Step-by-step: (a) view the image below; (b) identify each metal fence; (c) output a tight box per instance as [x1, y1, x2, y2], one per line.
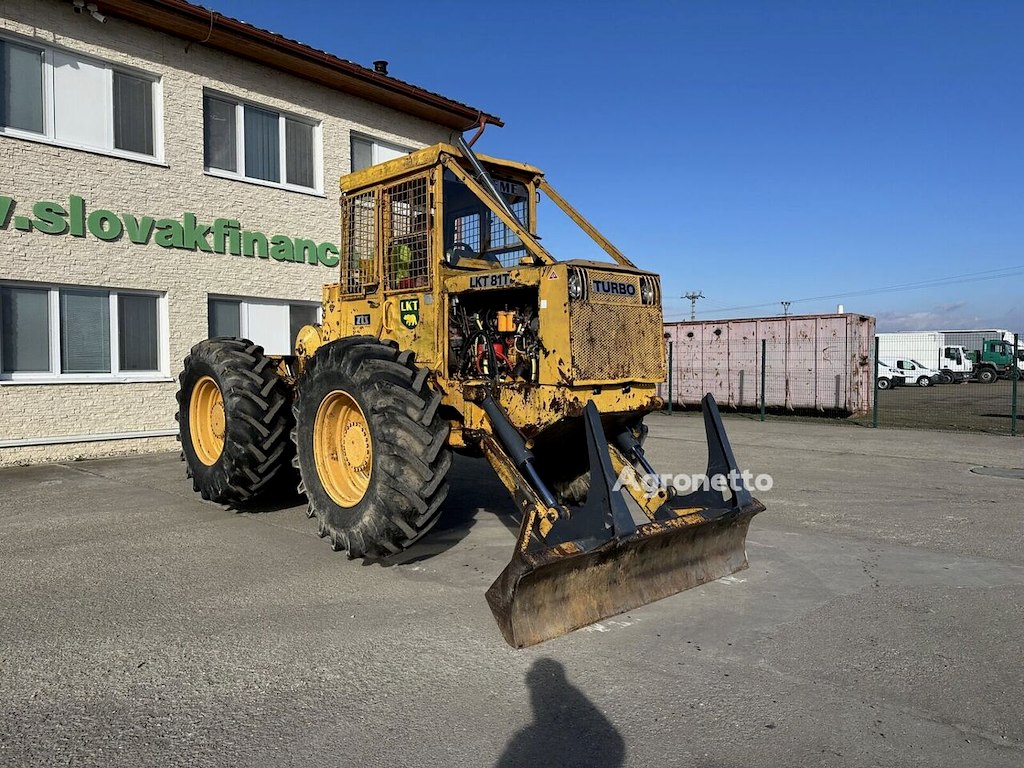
[870, 333, 1020, 436]
[660, 330, 1021, 437]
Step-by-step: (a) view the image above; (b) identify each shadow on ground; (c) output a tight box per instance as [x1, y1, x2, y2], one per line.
[496, 659, 626, 768]
[193, 452, 517, 567]
[234, 488, 306, 514]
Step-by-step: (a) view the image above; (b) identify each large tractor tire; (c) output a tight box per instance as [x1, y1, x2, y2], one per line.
[177, 338, 294, 503]
[292, 337, 452, 558]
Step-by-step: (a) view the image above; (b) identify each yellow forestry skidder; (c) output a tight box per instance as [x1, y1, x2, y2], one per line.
[177, 138, 764, 647]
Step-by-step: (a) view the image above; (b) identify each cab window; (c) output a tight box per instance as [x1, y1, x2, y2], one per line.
[383, 176, 430, 291]
[443, 169, 529, 267]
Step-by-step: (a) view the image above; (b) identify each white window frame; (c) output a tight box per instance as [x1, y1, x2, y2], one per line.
[203, 90, 323, 196]
[0, 33, 164, 165]
[0, 282, 170, 384]
[350, 133, 413, 172]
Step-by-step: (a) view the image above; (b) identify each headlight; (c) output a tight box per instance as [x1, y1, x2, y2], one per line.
[639, 275, 658, 305]
[640, 279, 655, 305]
[567, 270, 583, 301]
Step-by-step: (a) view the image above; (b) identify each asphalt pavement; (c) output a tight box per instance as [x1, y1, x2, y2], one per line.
[1, 414, 1022, 767]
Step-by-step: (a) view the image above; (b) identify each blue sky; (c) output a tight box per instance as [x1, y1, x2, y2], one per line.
[208, 0, 1023, 333]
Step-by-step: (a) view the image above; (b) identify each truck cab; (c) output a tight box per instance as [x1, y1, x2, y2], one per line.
[970, 339, 1024, 383]
[939, 345, 973, 383]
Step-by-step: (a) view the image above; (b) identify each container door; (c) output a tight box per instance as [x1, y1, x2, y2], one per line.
[703, 325, 728, 403]
[675, 326, 704, 406]
[788, 317, 817, 410]
[817, 317, 845, 412]
[759, 319, 788, 410]
[727, 321, 758, 408]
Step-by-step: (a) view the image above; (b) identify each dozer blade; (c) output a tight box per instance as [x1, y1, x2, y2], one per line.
[485, 395, 764, 648]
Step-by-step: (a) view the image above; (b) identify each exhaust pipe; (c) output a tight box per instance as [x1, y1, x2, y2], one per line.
[456, 135, 524, 228]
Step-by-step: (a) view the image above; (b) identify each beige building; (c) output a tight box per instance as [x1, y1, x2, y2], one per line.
[0, 0, 499, 465]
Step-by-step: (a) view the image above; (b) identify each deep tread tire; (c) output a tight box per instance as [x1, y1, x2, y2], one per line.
[293, 337, 452, 559]
[176, 338, 295, 504]
[553, 472, 591, 505]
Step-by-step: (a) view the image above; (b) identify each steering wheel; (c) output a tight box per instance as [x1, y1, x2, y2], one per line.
[446, 242, 476, 265]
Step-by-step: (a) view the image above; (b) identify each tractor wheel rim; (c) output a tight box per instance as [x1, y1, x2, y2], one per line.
[314, 390, 372, 508]
[190, 376, 226, 465]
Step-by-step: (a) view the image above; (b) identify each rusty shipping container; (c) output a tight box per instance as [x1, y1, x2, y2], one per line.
[661, 313, 875, 416]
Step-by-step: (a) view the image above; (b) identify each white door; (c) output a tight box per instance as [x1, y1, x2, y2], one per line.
[243, 301, 291, 356]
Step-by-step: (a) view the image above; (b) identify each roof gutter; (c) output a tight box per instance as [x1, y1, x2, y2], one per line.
[93, 0, 503, 131]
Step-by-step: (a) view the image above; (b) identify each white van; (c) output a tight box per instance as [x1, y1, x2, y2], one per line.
[885, 359, 941, 387]
[876, 361, 905, 390]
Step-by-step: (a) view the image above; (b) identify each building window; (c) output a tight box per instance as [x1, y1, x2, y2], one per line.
[203, 92, 320, 192]
[208, 298, 242, 339]
[118, 293, 161, 371]
[60, 289, 110, 373]
[0, 36, 160, 160]
[351, 135, 411, 172]
[208, 297, 320, 357]
[0, 286, 49, 373]
[113, 71, 155, 156]
[0, 39, 44, 134]
[0, 284, 166, 381]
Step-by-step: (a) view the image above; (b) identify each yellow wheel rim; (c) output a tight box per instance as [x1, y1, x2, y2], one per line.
[314, 390, 372, 508]
[189, 376, 226, 466]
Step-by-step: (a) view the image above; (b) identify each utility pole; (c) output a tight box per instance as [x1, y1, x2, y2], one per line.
[683, 291, 705, 321]
[781, 301, 791, 317]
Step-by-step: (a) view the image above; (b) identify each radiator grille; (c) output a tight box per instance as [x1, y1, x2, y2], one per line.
[569, 269, 665, 382]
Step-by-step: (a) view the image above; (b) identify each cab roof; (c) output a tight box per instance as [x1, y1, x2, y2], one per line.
[339, 143, 543, 194]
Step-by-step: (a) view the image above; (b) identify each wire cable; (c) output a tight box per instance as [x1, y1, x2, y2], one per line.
[665, 264, 1024, 319]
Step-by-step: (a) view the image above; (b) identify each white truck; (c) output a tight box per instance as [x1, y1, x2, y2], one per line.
[939, 329, 1024, 382]
[877, 331, 973, 384]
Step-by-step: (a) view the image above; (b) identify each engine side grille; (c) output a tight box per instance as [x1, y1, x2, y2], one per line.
[568, 269, 666, 383]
